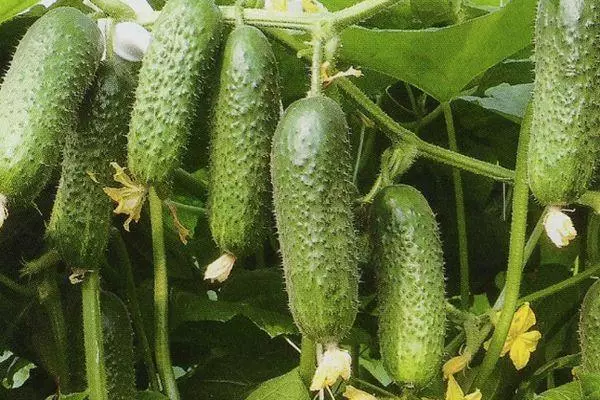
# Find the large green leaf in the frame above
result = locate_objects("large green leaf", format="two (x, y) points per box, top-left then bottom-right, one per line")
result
(534, 382), (582, 399)
(338, 0), (536, 101)
(0, 0), (38, 25)
(245, 369), (310, 400)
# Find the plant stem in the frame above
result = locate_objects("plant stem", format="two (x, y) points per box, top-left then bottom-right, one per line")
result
(82, 270), (108, 400)
(39, 269), (72, 392)
(334, 78), (515, 182)
(0, 272), (33, 296)
(299, 336), (316, 388)
(149, 187), (180, 400)
(443, 102), (470, 309)
(220, 6), (320, 30)
(353, 123), (367, 185)
(110, 229), (160, 391)
(351, 378), (399, 398)
(20, 249), (61, 277)
(332, 0), (402, 29)
(471, 105), (532, 390)
(309, 33), (324, 97)
(518, 262), (600, 305)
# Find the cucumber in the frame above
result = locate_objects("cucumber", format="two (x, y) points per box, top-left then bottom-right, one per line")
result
(102, 291), (136, 399)
(47, 59), (136, 270)
(0, 7), (102, 217)
(127, 0), (222, 187)
(372, 184), (446, 387)
(208, 25), (280, 258)
(271, 96), (358, 344)
(579, 280), (600, 374)
(528, 0), (600, 205)
(535, 382), (582, 400)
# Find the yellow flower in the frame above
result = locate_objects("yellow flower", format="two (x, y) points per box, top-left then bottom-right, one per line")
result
(343, 385), (377, 400)
(204, 253), (236, 283)
(301, 0), (326, 13)
(310, 344), (352, 391)
(443, 351), (472, 379)
(103, 162), (147, 231)
(446, 375), (482, 400)
(485, 302), (542, 370)
(543, 206), (577, 248)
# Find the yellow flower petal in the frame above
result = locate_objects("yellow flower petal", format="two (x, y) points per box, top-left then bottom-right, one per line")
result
(103, 162), (147, 231)
(310, 345), (352, 391)
(510, 302), (536, 336)
(446, 375), (465, 400)
(443, 352), (472, 379)
(544, 207), (577, 248)
(204, 253), (236, 283)
(343, 385), (377, 400)
(509, 330), (542, 370)
(301, 0), (326, 13)
(464, 390), (482, 400)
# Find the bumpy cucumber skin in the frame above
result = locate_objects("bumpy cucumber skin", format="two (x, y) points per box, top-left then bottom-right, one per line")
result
(528, 0), (600, 205)
(127, 0), (222, 186)
(580, 280), (600, 374)
(208, 25), (280, 257)
(271, 96), (358, 344)
(536, 382), (582, 400)
(47, 60), (135, 270)
(101, 291), (136, 400)
(372, 185), (445, 387)
(0, 7), (103, 207)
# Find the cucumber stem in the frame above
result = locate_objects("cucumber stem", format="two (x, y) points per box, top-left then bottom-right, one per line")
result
(299, 336), (316, 388)
(20, 249), (61, 278)
(331, 0), (401, 29)
(471, 104), (532, 389)
(39, 269), (72, 393)
(110, 228), (160, 391)
(82, 269), (108, 400)
(309, 32), (324, 97)
(149, 186), (181, 400)
(443, 102), (470, 309)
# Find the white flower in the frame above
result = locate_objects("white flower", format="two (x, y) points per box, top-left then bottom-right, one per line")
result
(543, 206), (577, 248)
(204, 253), (236, 283)
(113, 22), (151, 62)
(310, 344), (352, 391)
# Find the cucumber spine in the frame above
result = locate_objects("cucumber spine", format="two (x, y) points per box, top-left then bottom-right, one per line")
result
(271, 95), (358, 344)
(372, 184), (446, 387)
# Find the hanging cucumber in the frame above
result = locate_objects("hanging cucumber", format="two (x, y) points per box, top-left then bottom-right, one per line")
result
(205, 25), (281, 282)
(271, 95), (358, 345)
(47, 59), (136, 270)
(102, 291), (136, 400)
(127, 0), (222, 187)
(372, 184), (446, 388)
(528, 0), (600, 206)
(0, 7), (103, 227)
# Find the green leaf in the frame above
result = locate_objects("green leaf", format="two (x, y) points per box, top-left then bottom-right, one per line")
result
(245, 368), (310, 400)
(579, 373), (600, 400)
(0, 0), (38, 25)
(338, 0), (536, 101)
(460, 83), (533, 123)
(136, 391), (168, 400)
(534, 381), (582, 399)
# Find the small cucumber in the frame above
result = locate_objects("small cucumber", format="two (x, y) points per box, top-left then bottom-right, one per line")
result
(528, 0), (600, 205)
(372, 184), (446, 387)
(271, 96), (358, 344)
(47, 60), (136, 270)
(579, 280), (600, 374)
(102, 291), (136, 399)
(0, 7), (102, 211)
(127, 0), (222, 187)
(208, 25), (280, 257)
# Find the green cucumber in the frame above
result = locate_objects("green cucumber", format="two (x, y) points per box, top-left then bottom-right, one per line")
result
(0, 7), (102, 213)
(47, 59), (136, 270)
(127, 0), (222, 187)
(528, 0), (600, 205)
(372, 184), (446, 387)
(579, 280), (600, 374)
(102, 291), (136, 399)
(271, 96), (358, 344)
(208, 25), (280, 257)
(535, 382), (582, 400)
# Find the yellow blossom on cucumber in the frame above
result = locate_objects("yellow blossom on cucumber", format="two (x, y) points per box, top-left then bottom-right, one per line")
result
(103, 162), (147, 231)
(543, 206), (577, 248)
(343, 385), (377, 400)
(443, 351), (472, 379)
(310, 344), (352, 391)
(446, 375), (482, 400)
(484, 302), (542, 370)
(204, 253), (236, 283)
